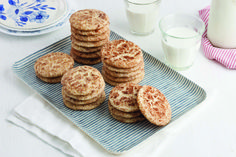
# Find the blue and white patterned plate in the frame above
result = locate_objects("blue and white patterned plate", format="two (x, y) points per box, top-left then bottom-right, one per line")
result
(12, 31), (207, 154)
(0, 0), (70, 35)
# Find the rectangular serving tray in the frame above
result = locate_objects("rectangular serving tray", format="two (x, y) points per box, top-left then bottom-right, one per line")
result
(12, 31), (206, 154)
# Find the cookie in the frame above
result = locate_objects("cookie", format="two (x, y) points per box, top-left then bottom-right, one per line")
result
(104, 61), (144, 73)
(103, 65), (144, 78)
(71, 24), (109, 36)
(70, 51), (101, 65)
(69, 9), (109, 31)
(102, 68), (144, 82)
(110, 112), (145, 123)
(62, 85), (105, 100)
(103, 72), (144, 86)
(101, 40), (143, 68)
(137, 85), (172, 126)
(71, 30), (110, 42)
(63, 91), (106, 110)
(108, 83), (142, 112)
(108, 101), (142, 118)
(61, 66), (105, 96)
(71, 47), (101, 59)
(62, 89), (105, 105)
(71, 42), (103, 52)
(34, 52), (74, 78)
(35, 73), (62, 83)
(71, 35), (109, 47)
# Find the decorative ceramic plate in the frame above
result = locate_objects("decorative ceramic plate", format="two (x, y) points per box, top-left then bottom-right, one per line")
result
(0, 0), (70, 35)
(12, 31), (207, 154)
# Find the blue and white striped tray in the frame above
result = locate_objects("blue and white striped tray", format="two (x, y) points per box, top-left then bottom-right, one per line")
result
(12, 31), (206, 154)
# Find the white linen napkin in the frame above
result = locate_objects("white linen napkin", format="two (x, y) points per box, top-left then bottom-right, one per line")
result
(7, 88), (216, 157)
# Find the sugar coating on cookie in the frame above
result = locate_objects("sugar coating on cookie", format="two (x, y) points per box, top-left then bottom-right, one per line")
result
(34, 52), (74, 78)
(137, 85), (172, 126)
(61, 66), (105, 96)
(101, 39), (143, 68)
(69, 9), (109, 31)
(109, 83), (142, 112)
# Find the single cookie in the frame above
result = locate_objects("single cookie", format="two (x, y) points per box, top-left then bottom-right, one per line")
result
(69, 9), (109, 31)
(108, 101), (142, 118)
(71, 47), (101, 59)
(108, 83), (142, 112)
(71, 30), (110, 42)
(104, 61), (144, 73)
(101, 40), (143, 68)
(34, 52), (74, 78)
(110, 112), (145, 123)
(63, 89), (105, 105)
(61, 66), (105, 96)
(102, 68), (144, 82)
(103, 65), (144, 78)
(63, 91), (106, 110)
(137, 85), (172, 126)
(71, 35), (109, 47)
(71, 24), (110, 36)
(36, 73), (62, 83)
(71, 42), (103, 52)
(103, 72), (144, 86)
(70, 51), (101, 65)
(62, 84), (105, 100)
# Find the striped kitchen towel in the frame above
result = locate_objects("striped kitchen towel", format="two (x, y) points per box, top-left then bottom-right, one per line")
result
(199, 6), (236, 69)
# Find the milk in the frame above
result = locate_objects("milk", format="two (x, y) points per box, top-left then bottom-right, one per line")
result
(207, 0), (236, 48)
(162, 27), (201, 70)
(125, 0), (160, 35)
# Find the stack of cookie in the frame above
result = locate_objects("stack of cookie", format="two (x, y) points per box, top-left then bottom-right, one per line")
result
(61, 66), (106, 110)
(69, 9), (110, 65)
(108, 83), (145, 123)
(34, 52), (74, 83)
(101, 39), (145, 86)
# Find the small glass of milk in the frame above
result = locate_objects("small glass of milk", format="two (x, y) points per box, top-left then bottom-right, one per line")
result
(124, 0), (161, 35)
(159, 14), (205, 70)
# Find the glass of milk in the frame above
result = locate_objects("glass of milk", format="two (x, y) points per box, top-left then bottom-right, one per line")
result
(124, 0), (161, 35)
(159, 14), (205, 70)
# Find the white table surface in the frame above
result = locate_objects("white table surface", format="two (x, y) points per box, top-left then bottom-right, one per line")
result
(1, 0), (236, 157)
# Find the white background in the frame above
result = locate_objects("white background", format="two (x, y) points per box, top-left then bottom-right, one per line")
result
(1, 0), (236, 157)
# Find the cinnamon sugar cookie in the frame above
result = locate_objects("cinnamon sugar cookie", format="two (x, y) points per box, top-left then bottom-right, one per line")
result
(71, 30), (110, 42)
(61, 66), (104, 96)
(103, 66), (144, 78)
(108, 101), (142, 118)
(103, 72), (144, 86)
(108, 83), (142, 112)
(35, 73), (62, 83)
(71, 24), (109, 36)
(63, 92), (106, 110)
(62, 89), (105, 105)
(104, 61), (144, 73)
(71, 42), (103, 53)
(71, 47), (101, 59)
(137, 85), (172, 126)
(70, 51), (101, 65)
(34, 52), (74, 78)
(102, 68), (144, 82)
(71, 35), (109, 47)
(101, 40), (143, 68)
(110, 112), (145, 123)
(69, 9), (109, 31)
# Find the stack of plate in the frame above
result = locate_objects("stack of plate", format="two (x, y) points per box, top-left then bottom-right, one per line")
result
(0, 0), (71, 36)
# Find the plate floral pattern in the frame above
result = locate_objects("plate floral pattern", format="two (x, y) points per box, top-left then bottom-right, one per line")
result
(0, 0), (56, 27)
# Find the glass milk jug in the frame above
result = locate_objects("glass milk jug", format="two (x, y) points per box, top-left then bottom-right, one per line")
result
(207, 0), (236, 48)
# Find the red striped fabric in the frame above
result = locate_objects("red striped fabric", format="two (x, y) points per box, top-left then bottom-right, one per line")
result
(199, 6), (236, 69)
